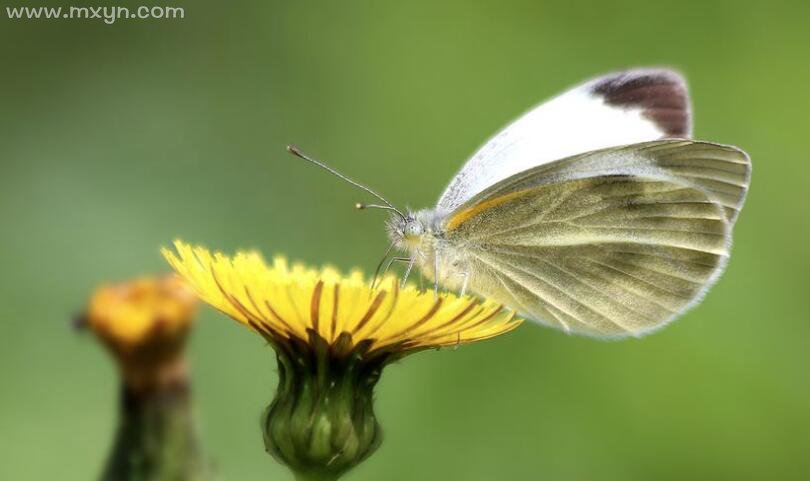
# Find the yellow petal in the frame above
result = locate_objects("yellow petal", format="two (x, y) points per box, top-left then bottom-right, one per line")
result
(163, 240), (522, 356)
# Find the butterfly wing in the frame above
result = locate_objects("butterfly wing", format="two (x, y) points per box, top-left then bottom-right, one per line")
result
(437, 68), (691, 211)
(470, 139), (751, 225)
(441, 142), (749, 338)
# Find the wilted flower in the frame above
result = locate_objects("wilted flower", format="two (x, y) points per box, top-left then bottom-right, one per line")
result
(85, 275), (197, 391)
(164, 240), (521, 481)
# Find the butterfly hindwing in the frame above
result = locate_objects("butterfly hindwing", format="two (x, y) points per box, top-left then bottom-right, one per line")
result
(442, 157), (734, 338)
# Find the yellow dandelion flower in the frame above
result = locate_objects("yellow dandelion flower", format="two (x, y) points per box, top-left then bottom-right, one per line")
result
(162, 240), (520, 358)
(162, 240), (521, 481)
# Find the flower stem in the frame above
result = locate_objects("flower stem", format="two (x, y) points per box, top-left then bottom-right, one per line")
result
(100, 366), (213, 481)
(294, 471), (340, 481)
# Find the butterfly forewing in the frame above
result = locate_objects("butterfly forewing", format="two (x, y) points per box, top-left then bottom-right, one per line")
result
(453, 140), (750, 225)
(437, 69), (692, 211)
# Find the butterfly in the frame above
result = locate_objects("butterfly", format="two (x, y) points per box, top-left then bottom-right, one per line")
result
(288, 68), (751, 339)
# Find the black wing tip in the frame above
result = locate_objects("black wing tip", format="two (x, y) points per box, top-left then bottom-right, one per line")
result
(589, 68), (691, 138)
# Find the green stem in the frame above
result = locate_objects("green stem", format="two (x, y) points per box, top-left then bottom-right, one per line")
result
(294, 472), (339, 481)
(100, 379), (214, 481)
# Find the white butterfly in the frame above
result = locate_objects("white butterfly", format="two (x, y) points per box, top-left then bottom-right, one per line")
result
(289, 68), (751, 339)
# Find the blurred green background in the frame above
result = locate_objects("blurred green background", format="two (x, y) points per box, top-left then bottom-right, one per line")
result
(2, 1), (808, 480)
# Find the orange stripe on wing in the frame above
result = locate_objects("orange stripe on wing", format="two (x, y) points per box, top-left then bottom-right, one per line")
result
(445, 189), (530, 231)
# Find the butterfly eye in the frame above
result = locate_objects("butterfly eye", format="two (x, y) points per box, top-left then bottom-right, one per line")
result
(404, 221), (424, 238)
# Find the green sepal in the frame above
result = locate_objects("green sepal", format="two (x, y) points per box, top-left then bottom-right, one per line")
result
(262, 330), (387, 481)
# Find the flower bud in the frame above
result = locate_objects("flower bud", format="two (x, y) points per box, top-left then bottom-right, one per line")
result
(263, 332), (383, 481)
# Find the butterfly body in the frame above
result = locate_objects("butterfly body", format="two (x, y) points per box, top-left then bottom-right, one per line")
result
(386, 209), (466, 290)
(387, 208), (522, 303)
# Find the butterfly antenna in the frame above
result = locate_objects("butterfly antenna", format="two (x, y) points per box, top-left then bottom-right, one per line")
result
(286, 144), (406, 219)
(355, 202), (405, 217)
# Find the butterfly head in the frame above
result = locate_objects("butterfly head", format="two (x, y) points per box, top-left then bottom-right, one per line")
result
(385, 212), (425, 251)
(283, 144), (431, 251)
(403, 216), (424, 240)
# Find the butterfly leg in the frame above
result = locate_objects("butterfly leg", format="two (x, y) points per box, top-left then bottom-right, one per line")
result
(432, 251), (441, 299)
(375, 256), (411, 289)
(400, 256), (416, 288)
(459, 270), (470, 297)
(370, 243), (395, 290)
